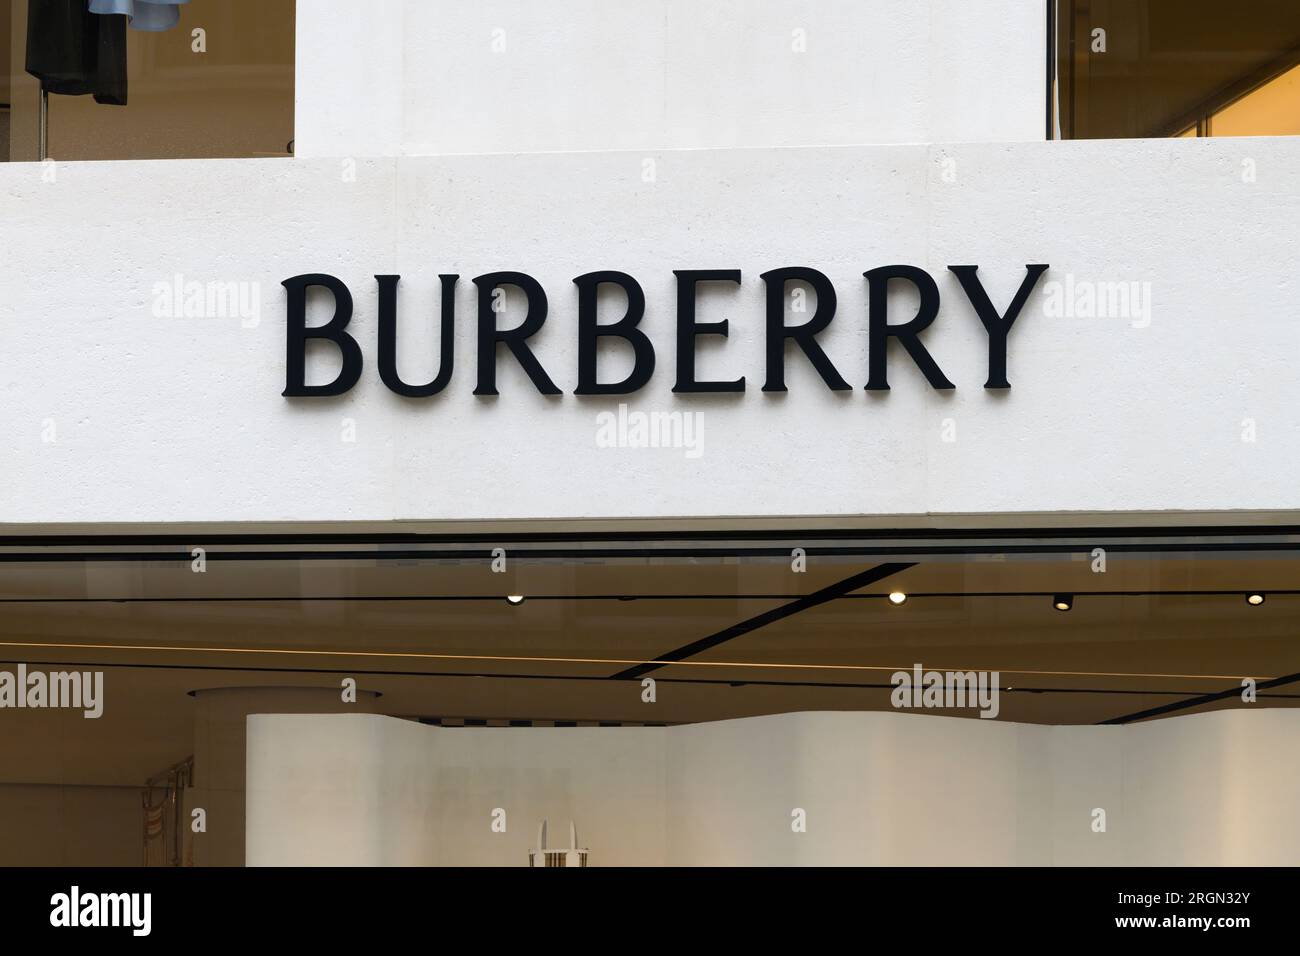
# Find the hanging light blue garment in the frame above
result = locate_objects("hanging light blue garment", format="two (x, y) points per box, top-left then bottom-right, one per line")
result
(88, 0), (191, 33)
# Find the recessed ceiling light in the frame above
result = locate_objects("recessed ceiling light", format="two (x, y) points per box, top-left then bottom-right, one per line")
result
(1246, 593), (1265, 606)
(1053, 594), (1073, 612)
(506, 594), (525, 605)
(887, 591), (907, 606)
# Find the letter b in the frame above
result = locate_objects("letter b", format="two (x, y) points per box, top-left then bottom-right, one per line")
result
(282, 273), (363, 396)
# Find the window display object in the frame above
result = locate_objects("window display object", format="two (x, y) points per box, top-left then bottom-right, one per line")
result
(528, 819), (589, 868)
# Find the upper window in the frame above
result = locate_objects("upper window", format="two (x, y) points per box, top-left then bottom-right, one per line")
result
(2, 0), (294, 162)
(1052, 0), (1300, 138)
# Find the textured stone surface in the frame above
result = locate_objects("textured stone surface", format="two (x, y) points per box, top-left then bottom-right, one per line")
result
(3, 136), (1298, 523)
(294, 0), (1044, 158)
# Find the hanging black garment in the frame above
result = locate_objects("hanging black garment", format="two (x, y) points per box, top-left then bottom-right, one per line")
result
(25, 0), (128, 106)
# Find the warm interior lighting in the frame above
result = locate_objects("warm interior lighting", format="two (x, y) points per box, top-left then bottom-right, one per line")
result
(887, 591), (907, 606)
(1211, 62), (1300, 137)
(1053, 594), (1073, 612)
(506, 594), (525, 605)
(1246, 593), (1265, 606)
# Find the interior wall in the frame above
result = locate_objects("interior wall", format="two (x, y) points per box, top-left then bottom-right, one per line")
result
(188, 686), (380, 867)
(248, 716), (668, 866)
(246, 709), (1300, 866)
(0, 783), (140, 866)
(0, 1), (9, 160)
(0, 0), (10, 105)
(6, 0), (31, 161)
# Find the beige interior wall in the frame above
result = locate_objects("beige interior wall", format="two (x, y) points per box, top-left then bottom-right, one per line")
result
(0, 0), (10, 105)
(247, 710), (1300, 866)
(0, 783), (140, 865)
(6, 0), (34, 161)
(0, 1), (9, 161)
(0, 680), (379, 868)
(10, 1), (39, 160)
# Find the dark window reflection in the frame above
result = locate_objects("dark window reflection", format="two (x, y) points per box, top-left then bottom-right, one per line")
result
(1054, 0), (1300, 138)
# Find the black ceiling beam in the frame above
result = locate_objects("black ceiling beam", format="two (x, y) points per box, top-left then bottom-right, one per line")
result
(607, 563), (915, 681)
(1099, 670), (1300, 725)
(14, 656), (1296, 700)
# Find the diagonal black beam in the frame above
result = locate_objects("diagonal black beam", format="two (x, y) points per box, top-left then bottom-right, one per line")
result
(608, 562), (915, 681)
(1098, 669), (1300, 724)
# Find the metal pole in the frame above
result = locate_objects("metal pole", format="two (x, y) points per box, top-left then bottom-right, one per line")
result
(38, 87), (48, 161)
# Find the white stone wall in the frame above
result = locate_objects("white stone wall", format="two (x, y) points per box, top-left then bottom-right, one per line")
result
(293, 0), (1045, 158)
(3, 137), (1298, 524)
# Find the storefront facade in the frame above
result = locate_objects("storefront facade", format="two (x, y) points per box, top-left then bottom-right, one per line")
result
(2, 1), (1299, 868)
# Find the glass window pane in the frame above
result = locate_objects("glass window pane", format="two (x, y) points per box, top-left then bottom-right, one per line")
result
(1055, 0), (1300, 138)
(1211, 60), (1300, 135)
(4, 0), (293, 161)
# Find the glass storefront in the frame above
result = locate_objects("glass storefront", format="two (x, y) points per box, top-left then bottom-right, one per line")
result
(4, 0), (1299, 911)
(1, 525), (1296, 865)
